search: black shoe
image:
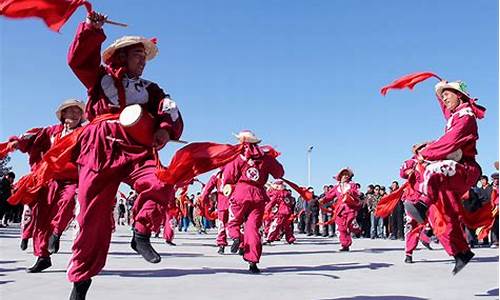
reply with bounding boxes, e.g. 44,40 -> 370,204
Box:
404,255 -> 413,263
421,241 -> 433,250
404,201 -> 428,224
306,233 -> 313,236
217,246 -> 225,254
322,233 -> 328,237
26,257 -> 52,273
238,248 -> 245,256
339,247 -> 349,252
249,262 -> 261,274
166,241 -> 176,246
230,238 -> 241,254
69,279 -> 92,300
328,234 -> 336,238
452,250 -> 475,275
20,239 -> 28,251
131,229 -> 161,263
48,234 -> 60,254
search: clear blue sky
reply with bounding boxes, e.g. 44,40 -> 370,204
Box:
1,0 -> 498,194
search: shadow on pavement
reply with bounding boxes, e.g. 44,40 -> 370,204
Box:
321,296 -> 428,300
100,262 -> 392,278
475,288 -> 499,297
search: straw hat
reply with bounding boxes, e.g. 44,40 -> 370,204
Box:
435,80 -> 471,100
55,99 -> 85,121
335,167 -> 354,181
234,130 -> 261,144
102,36 -> 158,65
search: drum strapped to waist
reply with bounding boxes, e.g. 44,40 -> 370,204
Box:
119,104 -> 156,147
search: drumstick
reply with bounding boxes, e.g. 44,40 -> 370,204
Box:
171,140 -> 188,144
104,19 -> 128,27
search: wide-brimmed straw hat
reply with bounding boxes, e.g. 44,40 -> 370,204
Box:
435,80 -> 471,100
102,36 -> 158,65
234,130 -> 261,144
56,99 -> 85,121
335,167 -> 354,181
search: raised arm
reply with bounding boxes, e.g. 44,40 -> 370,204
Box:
67,15 -> 107,89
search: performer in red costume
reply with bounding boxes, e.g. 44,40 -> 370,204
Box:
224,130 -> 284,273
404,80 -> 485,274
200,169 -> 231,254
9,99 -> 84,273
66,11 -> 183,299
322,168 -> 362,251
264,180 -> 296,244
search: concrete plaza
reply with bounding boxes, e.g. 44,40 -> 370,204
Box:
0,224 -> 498,300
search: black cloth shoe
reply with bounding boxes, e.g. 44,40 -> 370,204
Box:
26,257 -> 52,273
69,279 -> 92,300
217,246 -> 225,254
452,250 -> 475,275
131,229 -> 161,263
421,241 -> 433,250
48,234 -> 60,254
238,248 -> 245,256
404,201 -> 428,224
249,262 -> 261,274
230,238 -> 241,254
166,240 -> 176,246
20,239 -> 28,251
339,247 -> 349,252
404,255 -> 413,263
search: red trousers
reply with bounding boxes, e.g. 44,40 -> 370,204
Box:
67,160 -> 174,282
405,220 -> 431,255
335,205 -> 361,249
162,209 -> 175,243
216,209 -> 229,246
266,213 -> 295,243
418,159 -> 480,256
227,199 -> 264,263
33,181 -> 77,257
21,203 -> 37,240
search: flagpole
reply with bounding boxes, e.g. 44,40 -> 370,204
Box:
307,146 -> 313,187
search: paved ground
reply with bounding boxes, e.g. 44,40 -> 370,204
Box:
0,224 -> 498,300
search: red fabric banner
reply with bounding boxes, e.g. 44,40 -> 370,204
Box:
380,72 -> 441,96
0,0 -> 92,32
375,182 -> 409,218
0,141 -> 16,159
281,178 -> 313,201
156,142 -> 244,186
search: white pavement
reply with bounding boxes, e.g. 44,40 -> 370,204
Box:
0,224 -> 498,300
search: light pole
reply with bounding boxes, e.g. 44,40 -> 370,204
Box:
307,146 -> 313,187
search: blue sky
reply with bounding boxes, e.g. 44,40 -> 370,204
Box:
1,0 -> 498,195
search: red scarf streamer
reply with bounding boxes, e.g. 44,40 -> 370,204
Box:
0,0 -> 92,32
375,182 -> 409,218
0,141 -> 16,159
380,72 -> 441,96
8,114 -> 118,206
281,178 -> 313,201
156,142 -> 244,186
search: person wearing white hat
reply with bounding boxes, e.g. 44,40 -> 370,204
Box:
8,99 -> 84,273
223,130 -> 284,273
264,180 -> 296,245
321,168 -> 362,251
403,80 -> 486,275
66,11 -> 184,299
